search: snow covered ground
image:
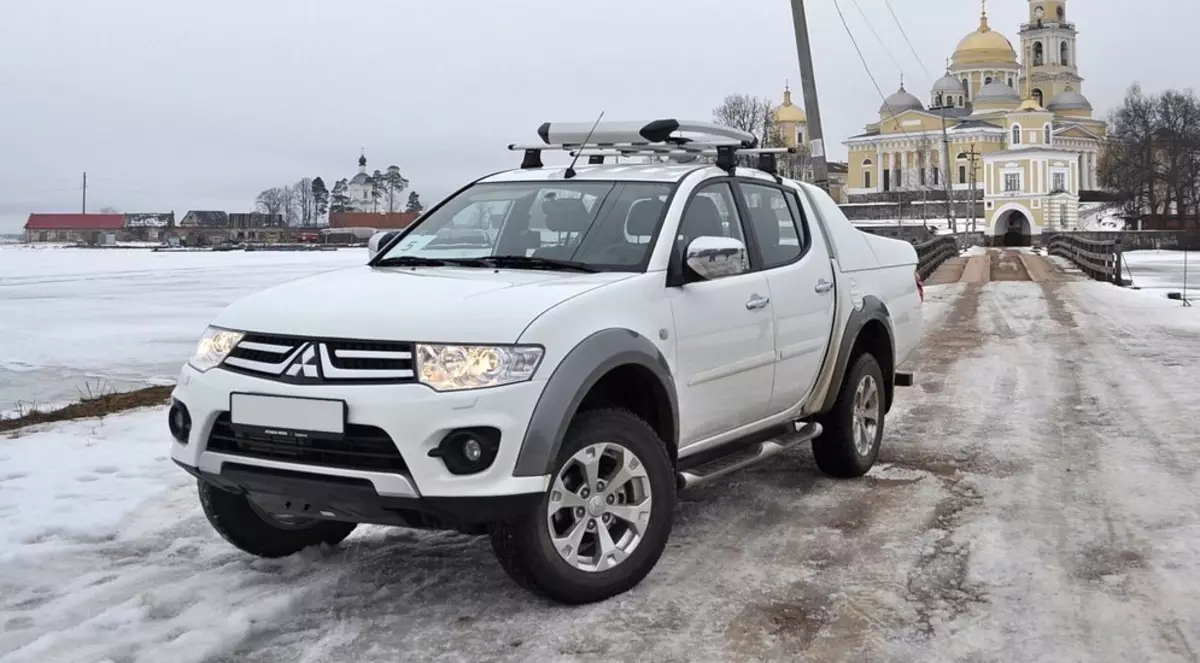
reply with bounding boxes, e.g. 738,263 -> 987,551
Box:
2,258 -> 1199,662
1123,249 -> 1196,299
0,246 -> 365,413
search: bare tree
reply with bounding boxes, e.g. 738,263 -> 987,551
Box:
255,187 -> 288,217
712,93 -> 778,169
278,184 -> 300,226
911,135 -> 937,224
294,177 -> 315,226
764,123 -> 812,181
1100,83 -> 1200,224
712,93 -> 773,143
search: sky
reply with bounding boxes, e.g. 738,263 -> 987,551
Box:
0,0 -> 1193,234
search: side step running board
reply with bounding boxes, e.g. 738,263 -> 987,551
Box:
676,422 -> 823,490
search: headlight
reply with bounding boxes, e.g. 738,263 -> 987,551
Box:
188,326 -> 245,372
416,344 -> 543,392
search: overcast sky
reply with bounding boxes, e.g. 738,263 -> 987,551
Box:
0,0 -> 1192,233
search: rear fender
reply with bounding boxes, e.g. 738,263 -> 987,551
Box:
814,295 -> 896,415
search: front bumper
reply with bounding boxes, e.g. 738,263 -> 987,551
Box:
177,460 -> 543,530
169,363 -> 551,501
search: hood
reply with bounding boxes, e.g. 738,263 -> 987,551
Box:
212,265 -> 633,343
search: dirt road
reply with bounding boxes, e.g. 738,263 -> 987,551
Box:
4,251 -> 1199,663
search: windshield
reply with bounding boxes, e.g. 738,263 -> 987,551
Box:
374,180 -> 673,271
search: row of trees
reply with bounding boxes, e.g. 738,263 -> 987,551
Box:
1099,84 -> 1200,222
254,178 -> 325,227
255,168 -> 424,227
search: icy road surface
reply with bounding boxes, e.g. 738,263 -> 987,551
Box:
0,246 -> 365,412
2,252 -> 1200,662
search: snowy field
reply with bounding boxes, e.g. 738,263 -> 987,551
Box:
2,254 -> 1199,661
1123,249 -> 1197,298
0,246 -> 365,413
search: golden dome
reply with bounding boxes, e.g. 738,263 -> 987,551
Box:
952,11 -> 1017,67
774,87 -> 807,123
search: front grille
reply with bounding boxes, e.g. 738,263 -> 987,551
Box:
221,333 -> 416,384
227,333 -> 298,364
207,414 -> 408,473
325,340 -> 415,371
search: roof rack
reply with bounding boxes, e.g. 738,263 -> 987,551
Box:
507,119 -> 794,176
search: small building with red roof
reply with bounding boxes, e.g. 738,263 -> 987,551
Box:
24,214 -> 125,244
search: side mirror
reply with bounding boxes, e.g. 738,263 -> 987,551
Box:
685,236 -> 748,280
367,231 -> 397,260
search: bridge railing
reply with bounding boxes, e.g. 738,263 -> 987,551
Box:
1047,234 -> 1124,284
914,235 -> 960,280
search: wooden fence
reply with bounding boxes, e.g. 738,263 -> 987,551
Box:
1047,234 -> 1124,284
914,236 -> 960,280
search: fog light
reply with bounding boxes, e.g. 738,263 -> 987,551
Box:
430,427 -> 500,475
462,438 -> 483,462
168,400 -> 192,444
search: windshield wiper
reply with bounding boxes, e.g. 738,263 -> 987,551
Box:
481,255 -> 599,273
374,256 -> 492,268
373,256 -> 451,267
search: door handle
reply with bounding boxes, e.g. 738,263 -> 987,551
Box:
814,279 -> 834,293
745,294 -> 770,310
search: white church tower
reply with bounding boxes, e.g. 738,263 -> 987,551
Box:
347,153 -> 375,212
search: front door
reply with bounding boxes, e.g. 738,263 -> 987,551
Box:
736,181 -> 835,414
668,181 -> 776,446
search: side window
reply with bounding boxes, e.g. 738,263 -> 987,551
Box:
738,182 -> 806,268
675,182 -> 747,248
784,192 -> 810,250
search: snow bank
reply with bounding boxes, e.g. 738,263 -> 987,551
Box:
0,409 -> 364,663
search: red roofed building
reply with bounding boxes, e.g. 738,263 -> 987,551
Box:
329,211 -> 418,230
24,214 -> 125,244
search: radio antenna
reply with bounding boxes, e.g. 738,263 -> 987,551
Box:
564,111 -> 605,179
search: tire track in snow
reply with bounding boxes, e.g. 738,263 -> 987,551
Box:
914,274 -> 1200,662
1041,283 -> 1200,660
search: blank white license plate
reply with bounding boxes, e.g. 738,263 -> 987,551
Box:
229,393 -> 345,435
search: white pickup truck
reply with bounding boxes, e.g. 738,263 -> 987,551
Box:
168,119 -> 922,604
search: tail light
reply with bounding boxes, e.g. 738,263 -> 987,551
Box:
915,271 -> 925,303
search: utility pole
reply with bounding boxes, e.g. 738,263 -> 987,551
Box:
82,172 -> 87,213
964,144 -> 982,232
937,112 -> 956,233
789,0 -> 828,191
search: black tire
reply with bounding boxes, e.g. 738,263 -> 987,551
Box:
813,352 -> 886,478
198,481 -> 357,558
489,408 -> 676,605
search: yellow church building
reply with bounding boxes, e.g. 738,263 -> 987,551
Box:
840,0 -> 1106,245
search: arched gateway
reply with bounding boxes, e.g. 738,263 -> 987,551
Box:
993,209 -> 1033,247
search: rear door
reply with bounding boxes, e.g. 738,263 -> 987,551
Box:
668,181 -> 776,445
735,180 -> 835,414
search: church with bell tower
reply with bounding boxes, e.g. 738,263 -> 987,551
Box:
838,0 -> 1107,245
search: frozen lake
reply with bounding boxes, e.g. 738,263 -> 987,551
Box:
0,246 -> 366,412
1123,249 -> 1197,298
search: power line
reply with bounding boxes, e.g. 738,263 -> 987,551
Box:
883,0 -> 934,83
849,0 -> 904,77
834,0 -> 959,226
830,0 -> 913,141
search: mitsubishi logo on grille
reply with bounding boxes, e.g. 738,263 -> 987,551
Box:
284,343 -> 321,378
